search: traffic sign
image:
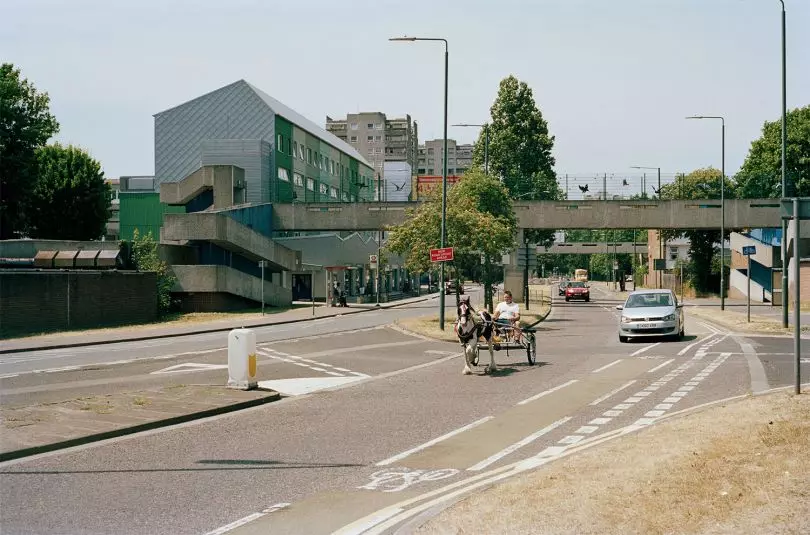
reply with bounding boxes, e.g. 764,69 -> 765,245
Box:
742,245 -> 756,256
654,259 -> 667,271
369,254 -> 378,263
430,247 -> 454,262
516,247 -> 537,268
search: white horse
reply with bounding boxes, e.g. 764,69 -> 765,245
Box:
455,298 -> 496,375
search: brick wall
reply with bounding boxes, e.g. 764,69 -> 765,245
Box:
175,292 -> 258,312
0,271 -> 157,337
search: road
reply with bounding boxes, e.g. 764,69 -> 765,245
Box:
0,285 -> 807,535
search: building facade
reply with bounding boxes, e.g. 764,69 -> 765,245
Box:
325,113 -> 418,200
416,139 -> 473,176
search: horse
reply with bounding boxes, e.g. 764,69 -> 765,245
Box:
455,298 -> 496,375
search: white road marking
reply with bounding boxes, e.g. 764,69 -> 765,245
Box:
630,343 -> 661,356
467,417 -> 571,471
559,435 -> 585,445
735,337 -> 770,393
256,376 -> 367,395
151,363 -> 229,374
588,380 -> 637,406
591,359 -> 622,373
204,503 -> 290,535
647,358 -> 675,373
517,379 -> 578,405
335,507 -> 405,535
588,417 -> 612,425
575,426 -> 599,434
376,417 -> 494,467
677,334 -> 715,356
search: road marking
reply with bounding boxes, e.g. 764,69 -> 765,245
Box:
677,334 -> 715,356
647,358 -> 675,373
589,417 -> 612,425
336,507 -> 405,535
204,503 -> 290,535
588,380 -> 636,406
467,417 -> 571,471
376,417 -> 494,467
517,379 -> 578,406
575,426 -> 599,434
630,343 -> 661,356
151,363 -> 229,374
735,337 -> 770,393
256,376 -> 367,396
359,468 -> 460,493
591,359 -> 622,373
559,435 -> 585,445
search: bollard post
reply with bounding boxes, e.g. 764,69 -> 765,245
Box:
227,328 -> 257,390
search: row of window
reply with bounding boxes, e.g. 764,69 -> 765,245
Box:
417,168 -> 466,175
276,133 -> 372,186
348,135 -> 383,143
349,123 -> 384,130
277,168 -> 364,202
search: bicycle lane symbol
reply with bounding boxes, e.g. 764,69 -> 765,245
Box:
357,468 -> 460,493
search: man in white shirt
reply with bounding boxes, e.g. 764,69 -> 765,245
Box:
493,290 -> 522,342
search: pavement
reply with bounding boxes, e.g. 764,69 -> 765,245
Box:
0,291 -> 439,462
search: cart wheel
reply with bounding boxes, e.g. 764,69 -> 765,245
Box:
472,347 -> 480,366
526,334 -> 537,366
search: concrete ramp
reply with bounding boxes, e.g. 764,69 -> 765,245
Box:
160,165 -> 245,208
162,212 -> 300,272
171,265 -> 291,307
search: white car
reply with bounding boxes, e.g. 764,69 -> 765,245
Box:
616,289 -> 684,343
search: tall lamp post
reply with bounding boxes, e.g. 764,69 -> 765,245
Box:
452,123 -> 489,174
686,115 -> 726,311
779,0 -> 788,327
391,36 -> 449,329
631,166 -> 663,289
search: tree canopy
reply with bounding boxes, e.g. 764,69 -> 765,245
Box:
27,144 -> 111,240
734,105 -> 810,199
0,63 -> 60,238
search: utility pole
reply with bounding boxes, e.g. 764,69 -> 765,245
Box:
603,173 -> 607,200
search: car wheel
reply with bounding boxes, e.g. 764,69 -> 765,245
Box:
565,297 -> 570,302
619,335 -> 628,343
585,297 -> 590,302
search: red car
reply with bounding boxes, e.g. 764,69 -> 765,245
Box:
565,281 -> 590,302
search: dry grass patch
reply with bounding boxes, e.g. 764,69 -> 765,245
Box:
417,392 -> 810,535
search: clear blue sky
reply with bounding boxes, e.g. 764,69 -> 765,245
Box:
4,0 -> 808,181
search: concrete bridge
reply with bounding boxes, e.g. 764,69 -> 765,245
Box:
272,199 -> 782,230
542,242 -> 648,254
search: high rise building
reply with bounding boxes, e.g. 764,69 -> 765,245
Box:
325,112 -> 419,186
416,139 -> 473,176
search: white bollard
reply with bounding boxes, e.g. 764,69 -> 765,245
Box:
227,328 -> 257,390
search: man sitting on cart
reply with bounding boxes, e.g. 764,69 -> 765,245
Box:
493,290 -> 522,343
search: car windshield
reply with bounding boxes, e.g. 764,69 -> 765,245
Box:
625,293 -> 673,308
569,282 -> 586,288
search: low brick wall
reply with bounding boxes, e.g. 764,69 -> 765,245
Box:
0,271 -> 157,337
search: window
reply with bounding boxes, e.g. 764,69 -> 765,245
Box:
375,135 -> 381,141
330,187 -> 338,199
293,173 -> 304,187
319,183 -> 328,195
293,141 -> 298,157
350,136 -> 357,142
298,144 -> 305,160
367,123 -> 373,129
307,148 -> 312,163
374,148 -> 382,154
277,134 -> 283,152
367,136 -> 374,142
342,191 -> 349,201
277,168 -> 290,182
418,168 -> 426,174
375,123 -> 383,130
306,178 -> 315,191
350,123 -> 358,130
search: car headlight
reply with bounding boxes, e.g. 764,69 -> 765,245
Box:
621,316 -> 633,323
663,313 -> 676,321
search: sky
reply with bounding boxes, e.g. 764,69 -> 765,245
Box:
4,0 -> 809,184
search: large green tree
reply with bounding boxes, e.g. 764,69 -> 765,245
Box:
0,63 -> 60,238
472,75 -> 560,246
386,170 -> 516,308
734,105 -> 810,198
27,144 -> 111,239
659,168 -> 734,295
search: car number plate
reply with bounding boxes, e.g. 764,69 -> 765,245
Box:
637,323 -> 655,329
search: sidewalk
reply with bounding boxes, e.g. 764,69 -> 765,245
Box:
0,292 -> 438,355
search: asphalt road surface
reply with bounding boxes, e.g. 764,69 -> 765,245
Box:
1,285 -> 807,535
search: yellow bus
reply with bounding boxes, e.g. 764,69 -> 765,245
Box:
574,269 -> 588,282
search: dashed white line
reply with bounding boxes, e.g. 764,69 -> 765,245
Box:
592,359 -> 623,373
630,343 -> 661,356
677,334 -> 715,356
647,358 -> 675,374
376,416 -> 494,467
517,380 -> 578,406
588,380 -> 637,406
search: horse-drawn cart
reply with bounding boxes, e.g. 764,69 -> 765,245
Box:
473,323 -> 537,366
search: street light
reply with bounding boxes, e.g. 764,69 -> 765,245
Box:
631,165 -> 663,289
391,35 -> 449,329
686,115 -> 726,311
452,123 -> 489,174
778,0 -> 788,327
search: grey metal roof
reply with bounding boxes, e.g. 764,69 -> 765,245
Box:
243,81 -> 372,168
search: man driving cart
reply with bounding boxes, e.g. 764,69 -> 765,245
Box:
492,290 -> 523,343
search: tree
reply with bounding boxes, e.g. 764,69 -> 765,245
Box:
27,144 -> 111,239
734,105 -> 810,198
658,168 -> 734,295
386,170 -> 516,308
472,75 -> 560,246
0,63 -> 60,238
131,229 -> 176,315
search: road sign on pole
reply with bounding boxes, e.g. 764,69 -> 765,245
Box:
430,247 -> 454,263
742,245 -> 756,256
369,254 -> 378,269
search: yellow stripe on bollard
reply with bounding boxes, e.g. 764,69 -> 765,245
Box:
248,353 -> 257,378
